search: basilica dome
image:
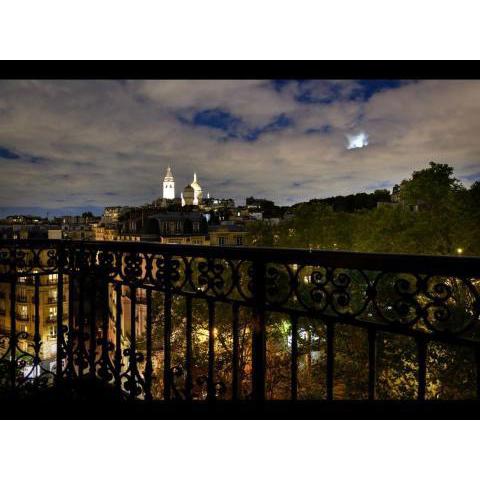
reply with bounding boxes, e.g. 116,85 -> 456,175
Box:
182,184 -> 195,206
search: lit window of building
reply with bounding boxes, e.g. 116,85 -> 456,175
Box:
49,324 -> 57,338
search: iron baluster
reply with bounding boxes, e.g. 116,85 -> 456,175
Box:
77,271 -> 86,378
417,336 -> 427,401
185,295 -> 193,401
291,314 -> 298,401
368,327 -> 377,401
9,267 -> 17,391
144,288 -> 153,401
163,255 -> 172,401
56,245 -> 65,384
207,298 -> 215,402
326,320 -> 335,401
114,283 -> 123,394
251,259 -> 266,404
66,273 -> 75,383
232,302 -> 240,401
88,275 -> 97,380
476,348 -> 480,401
129,285 -> 137,400
33,274 -> 41,386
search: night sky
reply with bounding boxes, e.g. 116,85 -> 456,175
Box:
0,79 -> 479,216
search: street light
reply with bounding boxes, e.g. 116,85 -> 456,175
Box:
456,247 -> 464,255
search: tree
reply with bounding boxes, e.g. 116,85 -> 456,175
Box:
399,162 -> 463,210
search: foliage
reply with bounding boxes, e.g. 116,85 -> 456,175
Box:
248,162 -> 480,256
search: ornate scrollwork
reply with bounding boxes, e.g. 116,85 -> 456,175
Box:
119,347 -> 145,398
97,249 -> 117,278
190,257 -> 235,298
265,263 -> 295,306
122,252 -> 145,285
294,266 -> 369,316
421,275 -> 479,334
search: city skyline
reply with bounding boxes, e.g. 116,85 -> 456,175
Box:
1,79 -> 480,216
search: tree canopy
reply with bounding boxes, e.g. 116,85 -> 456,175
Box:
248,162 -> 480,256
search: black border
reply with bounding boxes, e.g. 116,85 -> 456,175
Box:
0,60 -> 479,79
2,399 -> 480,420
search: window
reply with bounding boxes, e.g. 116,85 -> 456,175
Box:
236,236 -> 243,246
218,236 -> 226,246
49,324 -> 57,338
48,273 -> 58,284
19,305 -> 28,318
49,306 -> 57,319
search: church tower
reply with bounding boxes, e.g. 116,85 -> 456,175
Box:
163,166 -> 175,199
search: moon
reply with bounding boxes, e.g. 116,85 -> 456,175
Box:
346,132 -> 369,150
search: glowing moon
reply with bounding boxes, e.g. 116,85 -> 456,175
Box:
346,132 -> 369,150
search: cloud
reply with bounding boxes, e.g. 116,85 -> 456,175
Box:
0,79 -> 479,214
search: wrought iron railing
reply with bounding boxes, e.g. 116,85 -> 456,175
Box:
0,239 -> 479,403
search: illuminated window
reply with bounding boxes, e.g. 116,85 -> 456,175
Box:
49,306 -> 57,319
48,274 -> 58,284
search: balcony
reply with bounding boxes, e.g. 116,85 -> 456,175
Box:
0,238 -> 479,417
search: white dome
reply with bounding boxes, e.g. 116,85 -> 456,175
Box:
191,172 -> 202,193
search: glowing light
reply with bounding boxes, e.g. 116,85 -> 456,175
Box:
456,247 -> 464,255
346,132 -> 369,150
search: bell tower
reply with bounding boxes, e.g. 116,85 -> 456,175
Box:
163,166 -> 175,199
